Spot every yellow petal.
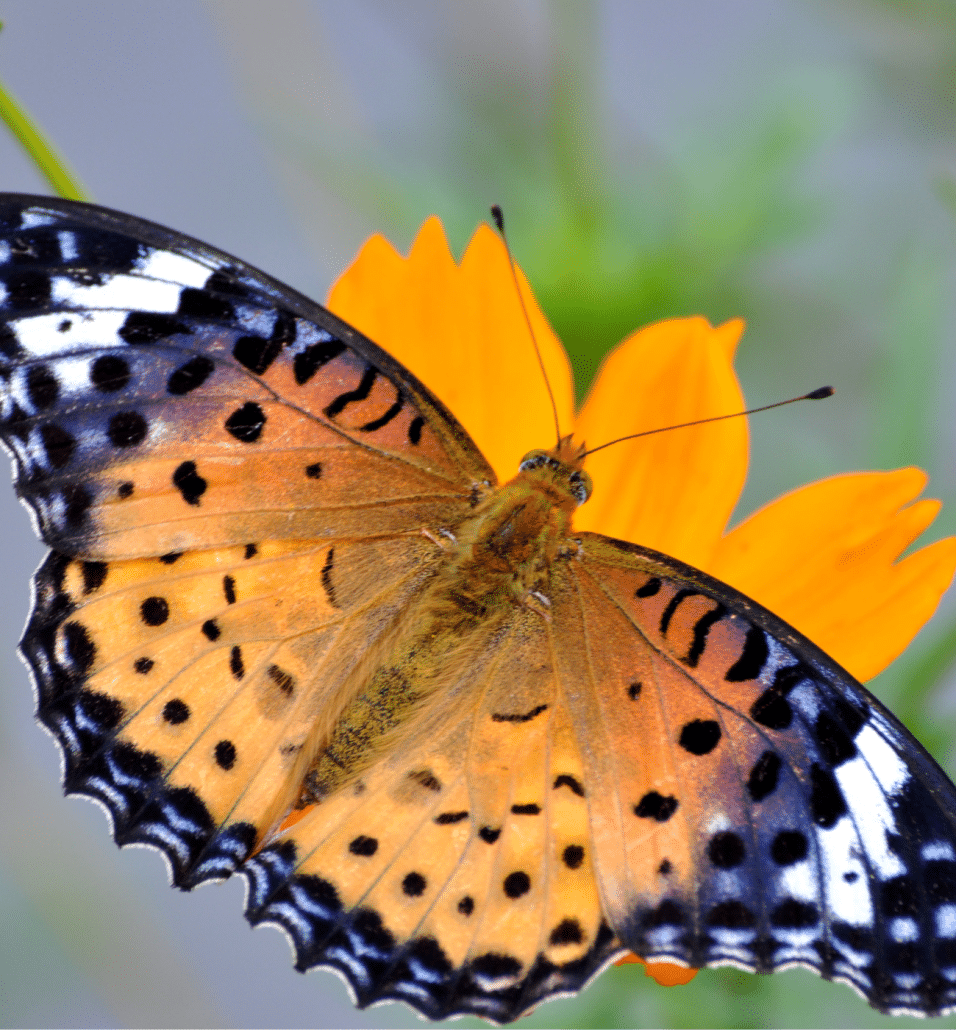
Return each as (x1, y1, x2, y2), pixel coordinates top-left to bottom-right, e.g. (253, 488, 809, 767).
(615, 953, 699, 986)
(575, 317, 747, 570)
(326, 216, 575, 482)
(709, 468, 956, 681)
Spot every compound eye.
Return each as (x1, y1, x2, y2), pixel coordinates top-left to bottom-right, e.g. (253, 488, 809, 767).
(519, 449, 550, 472)
(568, 469, 593, 505)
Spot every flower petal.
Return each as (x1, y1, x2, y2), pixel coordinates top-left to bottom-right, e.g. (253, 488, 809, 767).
(709, 468, 956, 681)
(575, 317, 747, 570)
(615, 953, 699, 986)
(326, 216, 574, 482)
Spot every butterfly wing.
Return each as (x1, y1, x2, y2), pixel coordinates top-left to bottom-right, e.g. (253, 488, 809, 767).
(562, 533, 956, 1017)
(242, 598, 622, 1022)
(0, 193, 492, 887)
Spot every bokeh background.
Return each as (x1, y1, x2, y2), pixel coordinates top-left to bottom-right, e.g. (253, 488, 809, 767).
(1, 2, 955, 1027)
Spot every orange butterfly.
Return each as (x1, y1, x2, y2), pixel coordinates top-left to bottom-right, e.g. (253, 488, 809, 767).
(1, 193, 955, 1022)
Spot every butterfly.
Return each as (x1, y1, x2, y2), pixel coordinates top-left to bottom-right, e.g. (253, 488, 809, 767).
(0, 192, 955, 1024)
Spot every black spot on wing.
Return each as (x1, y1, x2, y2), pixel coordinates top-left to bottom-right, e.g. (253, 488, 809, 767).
(563, 844, 584, 869)
(814, 710, 857, 767)
(434, 811, 469, 825)
(678, 719, 721, 755)
(809, 763, 846, 828)
(708, 831, 746, 868)
(402, 871, 426, 897)
(119, 311, 189, 345)
(726, 624, 768, 681)
(323, 365, 376, 420)
(40, 423, 75, 468)
(167, 355, 214, 395)
(172, 461, 206, 505)
(771, 830, 808, 866)
(267, 664, 295, 696)
(747, 749, 781, 802)
(224, 402, 266, 443)
(162, 698, 190, 724)
(491, 703, 548, 723)
(26, 364, 58, 408)
(140, 596, 169, 626)
(321, 547, 337, 608)
(90, 355, 131, 392)
(634, 791, 678, 822)
(214, 739, 237, 770)
(177, 287, 234, 322)
(107, 410, 147, 447)
(349, 835, 378, 856)
(659, 588, 698, 636)
(683, 602, 727, 667)
(503, 871, 531, 898)
(553, 774, 585, 797)
(750, 664, 807, 731)
(233, 334, 282, 375)
(4, 269, 51, 309)
(359, 389, 403, 432)
(293, 339, 346, 385)
(635, 577, 661, 598)
(81, 561, 107, 594)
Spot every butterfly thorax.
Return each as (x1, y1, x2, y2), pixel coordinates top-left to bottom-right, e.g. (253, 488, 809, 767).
(448, 439, 591, 610)
(301, 441, 590, 802)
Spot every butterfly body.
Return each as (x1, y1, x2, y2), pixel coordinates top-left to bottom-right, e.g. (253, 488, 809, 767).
(1, 193, 956, 1022)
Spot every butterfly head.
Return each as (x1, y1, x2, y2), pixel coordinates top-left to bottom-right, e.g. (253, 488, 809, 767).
(518, 437, 592, 508)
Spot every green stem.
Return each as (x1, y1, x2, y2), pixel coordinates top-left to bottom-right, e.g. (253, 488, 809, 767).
(0, 78, 89, 201)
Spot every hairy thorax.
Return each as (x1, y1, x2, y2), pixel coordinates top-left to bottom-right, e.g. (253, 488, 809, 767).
(301, 440, 591, 802)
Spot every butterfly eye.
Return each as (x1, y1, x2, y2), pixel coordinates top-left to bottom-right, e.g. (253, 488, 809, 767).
(519, 449, 550, 472)
(568, 469, 593, 505)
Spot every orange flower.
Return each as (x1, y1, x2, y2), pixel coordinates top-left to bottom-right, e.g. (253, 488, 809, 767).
(327, 216, 956, 986)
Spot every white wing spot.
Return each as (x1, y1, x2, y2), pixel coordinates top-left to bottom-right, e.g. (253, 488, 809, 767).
(924, 841, 956, 862)
(889, 917, 919, 942)
(817, 816, 873, 925)
(937, 904, 956, 938)
(779, 858, 817, 903)
(57, 230, 79, 262)
(20, 210, 55, 229)
(136, 248, 214, 287)
(854, 723, 909, 794)
(13, 310, 129, 356)
(51, 273, 183, 313)
(833, 754, 905, 880)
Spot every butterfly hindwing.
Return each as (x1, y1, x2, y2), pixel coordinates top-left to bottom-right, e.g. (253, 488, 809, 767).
(571, 534, 956, 1016)
(243, 600, 620, 1022)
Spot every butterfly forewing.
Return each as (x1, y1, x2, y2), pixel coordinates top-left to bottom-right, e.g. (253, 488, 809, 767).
(571, 533, 956, 1016)
(0, 193, 492, 558)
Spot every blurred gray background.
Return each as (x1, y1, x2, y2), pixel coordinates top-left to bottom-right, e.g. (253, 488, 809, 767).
(1, 2, 955, 1027)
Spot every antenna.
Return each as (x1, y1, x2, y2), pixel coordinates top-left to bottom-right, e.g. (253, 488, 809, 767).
(491, 204, 562, 447)
(582, 387, 834, 458)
